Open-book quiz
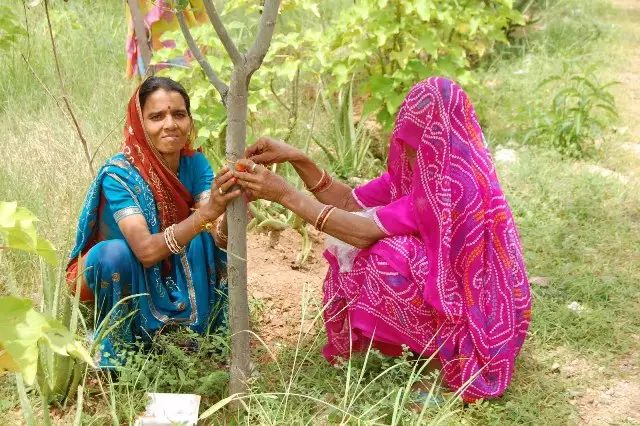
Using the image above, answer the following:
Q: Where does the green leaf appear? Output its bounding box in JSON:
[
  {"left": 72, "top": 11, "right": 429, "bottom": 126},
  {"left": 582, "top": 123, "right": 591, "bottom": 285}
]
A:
[
  {"left": 415, "top": 0, "right": 431, "bottom": 21},
  {"left": 418, "top": 29, "right": 439, "bottom": 57},
  {"left": 386, "top": 90, "right": 406, "bottom": 115},
  {"left": 0, "top": 297, "right": 93, "bottom": 385},
  {"left": 0, "top": 202, "right": 57, "bottom": 265}
]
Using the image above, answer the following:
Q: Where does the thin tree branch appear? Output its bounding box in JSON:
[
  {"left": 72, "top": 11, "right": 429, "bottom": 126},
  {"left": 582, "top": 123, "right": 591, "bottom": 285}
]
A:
[
  {"left": 90, "top": 116, "right": 126, "bottom": 167},
  {"left": 127, "top": 0, "right": 153, "bottom": 76},
  {"left": 202, "top": 0, "right": 243, "bottom": 66},
  {"left": 246, "top": 0, "right": 281, "bottom": 72},
  {"left": 176, "top": 11, "right": 229, "bottom": 105},
  {"left": 20, "top": 53, "right": 70, "bottom": 122},
  {"left": 43, "top": 0, "right": 95, "bottom": 177},
  {"left": 269, "top": 79, "right": 291, "bottom": 113}
]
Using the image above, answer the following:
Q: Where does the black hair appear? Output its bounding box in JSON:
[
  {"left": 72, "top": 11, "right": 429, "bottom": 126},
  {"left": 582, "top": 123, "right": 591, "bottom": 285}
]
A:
[{"left": 138, "top": 76, "right": 191, "bottom": 116}]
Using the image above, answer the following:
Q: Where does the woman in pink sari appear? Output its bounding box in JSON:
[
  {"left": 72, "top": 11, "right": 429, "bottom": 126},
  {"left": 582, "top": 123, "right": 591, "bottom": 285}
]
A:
[{"left": 234, "top": 77, "right": 531, "bottom": 401}]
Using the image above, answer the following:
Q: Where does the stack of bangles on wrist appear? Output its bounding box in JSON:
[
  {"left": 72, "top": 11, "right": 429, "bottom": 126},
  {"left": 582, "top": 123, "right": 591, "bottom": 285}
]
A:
[
  {"left": 215, "top": 216, "right": 228, "bottom": 243},
  {"left": 164, "top": 224, "right": 184, "bottom": 254},
  {"left": 314, "top": 205, "right": 337, "bottom": 232},
  {"left": 306, "top": 169, "right": 333, "bottom": 194}
]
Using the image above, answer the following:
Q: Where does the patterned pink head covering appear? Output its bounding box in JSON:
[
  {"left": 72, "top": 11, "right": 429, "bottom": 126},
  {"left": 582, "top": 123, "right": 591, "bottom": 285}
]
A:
[{"left": 385, "top": 77, "right": 531, "bottom": 399}]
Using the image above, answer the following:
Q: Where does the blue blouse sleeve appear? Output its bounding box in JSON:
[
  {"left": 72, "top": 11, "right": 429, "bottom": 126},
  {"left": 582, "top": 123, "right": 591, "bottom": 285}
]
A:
[
  {"left": 102, "top": 175, "right": 142, "bottom": 223},
  {"left": 191, "top": 152, "right": 214, "bottom": 204}
]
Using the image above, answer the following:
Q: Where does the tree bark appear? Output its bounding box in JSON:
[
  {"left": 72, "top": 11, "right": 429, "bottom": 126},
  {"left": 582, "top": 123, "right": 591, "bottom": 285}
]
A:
[{"left": 225, "top": 67, "right": 250, "bottom": 399}]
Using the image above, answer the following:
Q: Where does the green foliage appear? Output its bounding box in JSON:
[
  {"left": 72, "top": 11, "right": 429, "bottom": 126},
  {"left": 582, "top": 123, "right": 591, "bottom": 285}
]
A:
[
  {"left": 108, "top": 330, "right": 229, "bottom": 422},
  {"left": 315, "top": 80, "right": 380, "bottom": 180},
  {"left": 0, "top": 201, "right": 57, "bottom": 266},
  {"left": 0, "top": 296, "right": 92, "bottom": 386},
  {"left": 0, "top": 5, "right": 26, "bottom": 52},
  {"left": 524, "top": 65, "right": 618, "bottom": 158},
  {"left": 324, "top": 0, "right": 524, "bottom": 128}
]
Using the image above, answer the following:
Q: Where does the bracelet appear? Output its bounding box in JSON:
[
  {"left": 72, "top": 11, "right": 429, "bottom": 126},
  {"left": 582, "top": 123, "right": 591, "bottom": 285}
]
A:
[
  {"left": 164, "top": 224, "right": 184, "bottom": 254},
  {"left": 318, "top": 206, "right": 337, "bottom": 232},
  {"left": 315, "top": 173, "right": 334, "bottom": 194},
  {"left": 192, "top": 209, "right": 215, "bottom": 233},
  {"left": 314, "top": 205, "right": 334, "bottom": 231},
  {"left": 306, "top": 169, "right": 333, "bottom": 193},
  {"left": 216, "top": 216, "right": 228, "bottom": 243}
]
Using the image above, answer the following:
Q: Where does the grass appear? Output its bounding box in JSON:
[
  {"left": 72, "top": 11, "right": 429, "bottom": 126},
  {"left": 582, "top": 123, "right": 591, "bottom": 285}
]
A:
[{"left": 1, "top": 0, "right": 639, "bottom": 424}]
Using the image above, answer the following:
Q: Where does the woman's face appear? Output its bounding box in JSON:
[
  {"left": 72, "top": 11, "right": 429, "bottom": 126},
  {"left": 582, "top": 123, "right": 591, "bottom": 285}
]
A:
[
  {"left": 141, "top": 89, "right": 191, "bottom": 156},
  {"left": 405, "top": 144, "right": 417, "bottom": 171}
]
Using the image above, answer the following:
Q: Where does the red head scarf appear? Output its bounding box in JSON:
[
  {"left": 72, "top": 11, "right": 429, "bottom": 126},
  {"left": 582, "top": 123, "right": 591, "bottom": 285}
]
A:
[{"left": 121, "top": 86, "right": 198, "bottom": 231}]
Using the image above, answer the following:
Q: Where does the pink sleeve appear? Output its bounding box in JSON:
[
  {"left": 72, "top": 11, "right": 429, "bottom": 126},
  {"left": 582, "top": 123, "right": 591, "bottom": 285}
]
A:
[
  {"left": 352, "top": 172, "right": 392, "bottom": 208},
  {"left": 373, "top": 196, "right": 419, "bottom": 236}
]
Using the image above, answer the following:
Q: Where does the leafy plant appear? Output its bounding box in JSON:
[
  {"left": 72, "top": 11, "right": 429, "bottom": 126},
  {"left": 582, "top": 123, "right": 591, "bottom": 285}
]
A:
[
  {"left": 0, "top": 296, "right": 92, "bottom": 386},
  {"left": 323, "top": 0, "right": 524, "bottom": 128},
  {"left": 0, "top": 201, "right": 57, "bottom": 265},
  {"left": 314, "top": 79, "right": 380, "bottom": 181},
  {"left": 0, "top": 5, "right": 26, "bottom": 52},
  {"left": 0, "top": 201, "right": 93, "bottom": 424},
  {"left": 524, "top": 65, "right": 618, "bottom": 157}
]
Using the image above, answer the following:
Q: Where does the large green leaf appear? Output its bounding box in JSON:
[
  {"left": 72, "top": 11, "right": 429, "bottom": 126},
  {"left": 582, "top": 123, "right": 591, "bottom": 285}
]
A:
[
  {"left": 0, "top": 297, "right": 93, "bottom": 385},
  {"left": 0, "top": 201, "right": 57, "bottom": 265}
]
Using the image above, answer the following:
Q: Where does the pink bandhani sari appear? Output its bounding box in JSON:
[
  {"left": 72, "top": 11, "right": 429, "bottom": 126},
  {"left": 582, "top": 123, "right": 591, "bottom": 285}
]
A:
[{"left": 323, "top": 77, "right": 531, "bottom": 402}]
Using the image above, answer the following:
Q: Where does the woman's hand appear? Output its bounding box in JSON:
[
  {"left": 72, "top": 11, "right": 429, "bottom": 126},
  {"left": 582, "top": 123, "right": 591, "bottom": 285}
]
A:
[
  {"left": 200, "top": 165, "right": 242, "bottom": 221},
  {"left": 245, "top": 136, "right": 303, "bottom": 165},
  {"left": 233, "top": 159, "right": 295, "bottom": 204}
]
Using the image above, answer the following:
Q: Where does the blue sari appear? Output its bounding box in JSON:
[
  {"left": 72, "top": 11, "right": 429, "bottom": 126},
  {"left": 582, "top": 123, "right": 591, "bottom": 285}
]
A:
[{"left": 68, "top": 152, "right": 228, "bottom": 367}]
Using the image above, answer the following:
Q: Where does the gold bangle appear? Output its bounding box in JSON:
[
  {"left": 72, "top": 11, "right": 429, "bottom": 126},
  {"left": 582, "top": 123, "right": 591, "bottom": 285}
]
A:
[
  {"left": 306, "top": 169, "right": 326, "bottom": 192},
  {"left": 314, "top": 205, "right": 332, "bottom": 230},
  {"left": 319, "top": 206, "right": 337, "bottom": 232},
  {"left": 216, "top": 216, "right": 228, "bottom": 243},
  {"left": 164, "top": 224, "right": 183, "bottom": 254}
]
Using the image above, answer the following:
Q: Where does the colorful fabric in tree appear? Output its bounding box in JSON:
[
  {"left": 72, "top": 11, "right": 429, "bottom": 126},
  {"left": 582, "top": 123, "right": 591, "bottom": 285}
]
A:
[
  {"left": 323, "top": 77, "right": 531, "bottom": 402},
  {"left": 66, "top": 87, "right": 227, "bottom": 367},
  {"left": 126, "top": 0, "right": 208, "bottom": 78}
]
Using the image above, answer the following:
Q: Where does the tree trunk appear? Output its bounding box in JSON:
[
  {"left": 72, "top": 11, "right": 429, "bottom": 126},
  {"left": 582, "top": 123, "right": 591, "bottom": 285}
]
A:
[{"left": 225, "top": 67, "right": 250, "bottom": 398}]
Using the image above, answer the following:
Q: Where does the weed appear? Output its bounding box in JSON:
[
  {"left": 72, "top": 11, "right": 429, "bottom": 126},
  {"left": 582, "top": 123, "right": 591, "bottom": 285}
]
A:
[{"left": 524, "top": 63, "right": 618, "bottom": 157}]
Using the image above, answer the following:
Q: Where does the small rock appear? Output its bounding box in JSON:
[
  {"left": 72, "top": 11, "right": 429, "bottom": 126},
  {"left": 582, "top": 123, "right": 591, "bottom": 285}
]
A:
[
  {"left": 568, "top": 390, "right": 582, "bottom": 398},
  {"left": 598, "top": 366, "right": 606, "bottom": 373},
  {"left": 584, "top": 164, "right": 630, "bottom": 185},
  {"left": 605, "top": 388, "right": 615, "bottom": 396},
  {"left": 567, "top": 301, "right": 586, "bottom": 313},
  {"left": 495, "top": 148, "right": 517, "bottom": 163},
  {"left": 529, "top": 276, "right": 551, "bottom": 287},
  {"left": 551, "top": 362, "right": 561, "bottom": 372}
]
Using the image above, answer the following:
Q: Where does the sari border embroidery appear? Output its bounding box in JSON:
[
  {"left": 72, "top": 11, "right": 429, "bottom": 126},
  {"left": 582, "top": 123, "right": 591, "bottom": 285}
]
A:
[
  {"left": 351, "top": 188, "right": 367, "bottom": 209},
  {"left": 114, "top": 206, "right": 143, "bottom": 223},
  {"left": 194, "top": 189, "right": 211, "bottom": 204},
  {"left": 179, "top": 252, "right": 198, "bottom": 324}
]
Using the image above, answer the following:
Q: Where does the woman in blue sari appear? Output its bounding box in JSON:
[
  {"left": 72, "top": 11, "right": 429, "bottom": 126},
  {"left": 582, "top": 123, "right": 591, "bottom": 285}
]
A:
[{"left": 67, "top": 77, "right": 240, "bottom": 367}]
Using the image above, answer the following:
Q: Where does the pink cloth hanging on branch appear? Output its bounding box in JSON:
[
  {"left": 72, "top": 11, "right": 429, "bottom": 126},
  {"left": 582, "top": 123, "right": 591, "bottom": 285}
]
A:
[{"left": 126, "top": 0, "right": 208, "bottom": 78}]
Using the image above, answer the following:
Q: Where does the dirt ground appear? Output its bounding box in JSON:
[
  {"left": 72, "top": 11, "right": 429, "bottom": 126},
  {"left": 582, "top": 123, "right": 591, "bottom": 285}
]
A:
[{"left": 247, "top": 228, "right": 327, "bottom": 346}]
